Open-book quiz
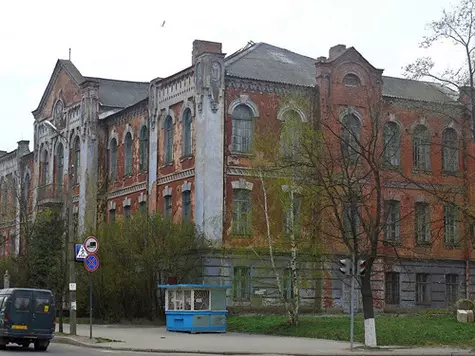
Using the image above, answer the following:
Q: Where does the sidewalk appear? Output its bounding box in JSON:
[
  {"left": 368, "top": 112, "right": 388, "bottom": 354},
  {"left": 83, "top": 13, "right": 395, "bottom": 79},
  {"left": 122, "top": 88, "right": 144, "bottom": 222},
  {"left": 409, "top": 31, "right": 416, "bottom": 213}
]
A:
[{"left": 54, "top": 324, "right": 475, "bottom": 356}]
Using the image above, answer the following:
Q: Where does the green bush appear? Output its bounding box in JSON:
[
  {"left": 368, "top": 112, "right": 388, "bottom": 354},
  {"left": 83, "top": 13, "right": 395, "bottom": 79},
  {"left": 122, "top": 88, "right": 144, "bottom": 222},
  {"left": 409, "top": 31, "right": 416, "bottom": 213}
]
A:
[{"left": 77, "top": 212, "right": 208, "bottom": 322}]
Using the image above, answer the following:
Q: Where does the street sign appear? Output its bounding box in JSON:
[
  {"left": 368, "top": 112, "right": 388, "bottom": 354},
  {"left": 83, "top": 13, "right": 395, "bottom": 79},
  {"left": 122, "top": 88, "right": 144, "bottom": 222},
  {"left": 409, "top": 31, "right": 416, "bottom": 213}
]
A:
[
  {"left": 84, "top": 253, "right": 100, "bottom": 273},
  {"left": 84, "top": 236, "right": 99, "bottom": 254},
  {"left": 69, "top": 283, "right": 76, "bottom": 291},
  {"left": 75, "top": 244, "right": 88, "bottom": 261}
]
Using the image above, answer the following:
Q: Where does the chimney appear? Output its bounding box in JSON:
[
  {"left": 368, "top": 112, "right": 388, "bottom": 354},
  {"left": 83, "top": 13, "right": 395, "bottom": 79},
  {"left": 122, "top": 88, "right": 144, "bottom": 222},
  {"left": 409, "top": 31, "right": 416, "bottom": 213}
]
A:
[
  {"left": 17, "top": 140, "right": 30, "bottom": 157},
  {"left": 192, "top": 40, "right": 223, "bottom": 65},
  {"left": 328, "top": 44, "right": 347, "bottom": 60},
  {"left": 316, "top": 56, "right": 327, "bottom": 63}
]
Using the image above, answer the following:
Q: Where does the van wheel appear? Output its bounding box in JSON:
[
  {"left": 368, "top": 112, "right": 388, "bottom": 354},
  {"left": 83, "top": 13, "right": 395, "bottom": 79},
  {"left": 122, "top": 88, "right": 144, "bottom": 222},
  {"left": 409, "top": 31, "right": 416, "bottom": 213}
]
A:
[
  {"left": 34, "top": 340, "right": 49, "bottom": 351},
  {"left": 21, "top": 342, "right": 30, "bottom": 349},
  {"left": 0, "top": 338, "right": 6, "bottom": 350}
]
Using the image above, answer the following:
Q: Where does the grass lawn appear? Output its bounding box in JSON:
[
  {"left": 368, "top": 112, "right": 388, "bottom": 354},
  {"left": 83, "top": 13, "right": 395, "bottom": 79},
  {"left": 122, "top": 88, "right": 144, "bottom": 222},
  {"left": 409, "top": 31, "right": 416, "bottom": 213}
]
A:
[{"left": 228, "top": 314, "right": 475, "bottom": 347}]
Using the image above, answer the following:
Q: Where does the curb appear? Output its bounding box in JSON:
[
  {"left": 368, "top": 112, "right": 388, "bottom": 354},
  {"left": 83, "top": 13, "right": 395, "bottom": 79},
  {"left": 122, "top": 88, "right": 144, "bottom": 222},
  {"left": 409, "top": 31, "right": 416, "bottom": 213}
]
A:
[{"left": 51, "top": 337, "right": 475, "bottom": 356}]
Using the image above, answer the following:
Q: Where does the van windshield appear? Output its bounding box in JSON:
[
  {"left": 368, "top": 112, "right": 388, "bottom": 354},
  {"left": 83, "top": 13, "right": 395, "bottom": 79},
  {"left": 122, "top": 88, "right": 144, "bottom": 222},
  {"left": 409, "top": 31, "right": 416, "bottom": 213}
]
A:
[
  {"left": 14, "top": 297, "right": 31, "bottom": 312},
  {"left": 0, "top": 296, "right": 5, "bottom": 311}
]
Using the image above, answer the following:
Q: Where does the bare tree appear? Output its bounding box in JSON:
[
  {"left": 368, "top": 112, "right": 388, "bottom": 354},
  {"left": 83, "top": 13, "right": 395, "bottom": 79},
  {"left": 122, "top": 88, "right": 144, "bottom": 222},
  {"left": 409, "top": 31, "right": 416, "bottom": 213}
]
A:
[{"left": 404, "top": 0, "right": 474, "bottom": 136}]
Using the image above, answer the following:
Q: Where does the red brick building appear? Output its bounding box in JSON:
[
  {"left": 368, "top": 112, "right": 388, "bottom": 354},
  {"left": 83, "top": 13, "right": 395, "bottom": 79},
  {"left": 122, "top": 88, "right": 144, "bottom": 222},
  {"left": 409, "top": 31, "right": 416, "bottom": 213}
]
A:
[{"left": 1, "top": 39, "right": 473, "bottom": 311}]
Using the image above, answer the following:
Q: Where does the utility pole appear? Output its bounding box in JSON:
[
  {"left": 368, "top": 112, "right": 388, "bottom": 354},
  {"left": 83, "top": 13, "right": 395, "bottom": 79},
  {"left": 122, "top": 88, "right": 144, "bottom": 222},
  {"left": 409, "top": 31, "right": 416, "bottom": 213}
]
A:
[{"left": 68, "top": 156, "right": 76, "bottom": 335}]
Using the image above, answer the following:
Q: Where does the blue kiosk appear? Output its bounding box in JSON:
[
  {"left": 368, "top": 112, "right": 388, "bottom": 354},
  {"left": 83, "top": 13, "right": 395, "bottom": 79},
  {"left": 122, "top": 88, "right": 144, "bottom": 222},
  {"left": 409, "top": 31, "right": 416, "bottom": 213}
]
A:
[{"left": 158, "top": 284, "right": 231, "bottom": 333}]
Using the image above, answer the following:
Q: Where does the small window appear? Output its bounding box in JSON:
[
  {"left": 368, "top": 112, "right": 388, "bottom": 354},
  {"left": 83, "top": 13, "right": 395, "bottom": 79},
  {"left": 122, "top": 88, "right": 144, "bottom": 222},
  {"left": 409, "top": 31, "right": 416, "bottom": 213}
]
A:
[
  {"left": 124, "top": 205, "right": 131, "bottom": 218},
  {"left": 194, "top": 290, "right": 210, "bottom": 310},
  {"left": 233, "top": 267, "right": 251, "bottom": 301},
  {"left": 14, "top": 297, "right": 31, "bottom": 312},
  {"left": 164, "top": 116, "right": 174, "bottom": 164},
  {"left": 385, "top": 272, "right": 400, "bottom": 305},
  {"left": 384, "top": 200, "right": 400, "bottom": 243},
  {"left": 164, "top": 195, "right": 172, "bottom": 218},
  {"left": 139, "top": 126, "right": 148, "bottom": 171},
  {"left": 444, "top": 204, "right": 459, "bottom": 246},
  {"left": 109, "top": 209, "right": 116, "bottom": 223},
  {"left": 139, "top": 201, "right": 147, "bottom": 214},
  {"left": 35, "top": 297, "right": 50, "bottom": 313},
  {"left": 232, "top": 189, "right": 252, "bottom": 236},
  {"left": 383, "top": 122, "right": 401, "bottom": 167},
  {"left": 182, "top": 191, "right": 191, "bottom": 222},
  {"left": 343, "top": 74, "right": 361, "bottom": 87},
  {"left": 231, "top": 105, "right": 253, "bottom": 153},
  {"left": 413, "top": 125, "right": 430, "bottom": 171},
  {"left": 416, "top": 273, "right": 431, "bottom": 304},
  {"left": 446, "top": 274, "right": 458, "bottom": 305},
  {"left": 124, "top": 132, "right": 133, "bottom": 176},
  {"left": 340, "top": 114, "right": 361, "bottom": 164},
  {"left": 415, "top": 202, "right": 430, "bottom": 244},
  {"left": 442, "top": 128, "right": 458, "bottom": 172}
]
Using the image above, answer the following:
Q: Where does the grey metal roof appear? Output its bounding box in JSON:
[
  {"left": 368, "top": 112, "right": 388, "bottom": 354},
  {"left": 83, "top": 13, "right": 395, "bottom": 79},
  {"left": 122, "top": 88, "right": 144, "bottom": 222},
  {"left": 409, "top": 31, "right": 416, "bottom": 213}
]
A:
[
  {"left": 85, "top": 77, "right": 149, "bottom": 109},
  {"left": 225, "top": 42, "right": 456, "bottom": 103},
  {"left": 58, "top": 59, "right": 85, "bottom": 85}
]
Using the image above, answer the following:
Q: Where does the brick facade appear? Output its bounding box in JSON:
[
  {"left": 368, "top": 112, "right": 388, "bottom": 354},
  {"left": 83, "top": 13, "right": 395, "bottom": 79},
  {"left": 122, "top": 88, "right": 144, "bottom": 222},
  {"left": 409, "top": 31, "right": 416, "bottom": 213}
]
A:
[{"left": 1, "top": 39, "right": 473, "bottom": 311}]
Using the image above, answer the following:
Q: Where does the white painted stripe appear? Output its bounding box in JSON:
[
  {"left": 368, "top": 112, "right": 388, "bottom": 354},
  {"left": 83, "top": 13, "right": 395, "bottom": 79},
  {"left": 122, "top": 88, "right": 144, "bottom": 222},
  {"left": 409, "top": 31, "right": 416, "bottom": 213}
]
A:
[{"left": 364, "top": 317, "right": 377, "bottom": 347}]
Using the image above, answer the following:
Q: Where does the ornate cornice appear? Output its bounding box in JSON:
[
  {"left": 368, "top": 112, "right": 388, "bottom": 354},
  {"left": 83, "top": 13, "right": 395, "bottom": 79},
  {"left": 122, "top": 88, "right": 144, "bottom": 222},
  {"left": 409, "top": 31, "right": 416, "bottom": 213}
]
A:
[
  {"left": 108, "top": 182, "right": 147, "bottom": 199},
  {"left": 226, "top": 166, "right": 254, "bottom": 177},
  {"left": 157, "top": 169, "right": 195, "bottom": 185},
  {"left": 225, "top": 76, "right": 314, "bottom": 96}
]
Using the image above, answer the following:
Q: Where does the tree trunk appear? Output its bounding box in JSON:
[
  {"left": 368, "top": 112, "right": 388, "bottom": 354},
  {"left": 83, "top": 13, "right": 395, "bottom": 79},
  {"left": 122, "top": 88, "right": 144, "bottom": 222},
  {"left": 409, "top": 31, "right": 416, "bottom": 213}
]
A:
[{"left": 361, "top": 272, "right": 376, "bottom": 347}]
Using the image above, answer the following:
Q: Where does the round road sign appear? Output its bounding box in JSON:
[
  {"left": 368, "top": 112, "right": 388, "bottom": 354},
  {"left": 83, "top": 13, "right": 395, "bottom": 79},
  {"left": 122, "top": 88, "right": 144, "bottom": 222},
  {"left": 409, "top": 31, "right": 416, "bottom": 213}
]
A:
[
  {"left": 84, "top": 236, "right": 99, "bottom": 254},
  {"left": 84, "top": 253, "right": 100, "bottom": 272}
]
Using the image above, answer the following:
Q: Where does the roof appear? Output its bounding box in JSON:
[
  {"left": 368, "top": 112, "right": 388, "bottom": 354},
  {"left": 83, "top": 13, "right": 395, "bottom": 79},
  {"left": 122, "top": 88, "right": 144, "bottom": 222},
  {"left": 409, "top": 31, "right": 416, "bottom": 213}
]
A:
[
  {"left": 84, "top": 77, "right": 149, "bottom": 109},
  {"left": 225, "top": 42, "right": 457, "bottom": 103},
  {"left": 58, "top": 59, "right": 84, "bottom": 84}
]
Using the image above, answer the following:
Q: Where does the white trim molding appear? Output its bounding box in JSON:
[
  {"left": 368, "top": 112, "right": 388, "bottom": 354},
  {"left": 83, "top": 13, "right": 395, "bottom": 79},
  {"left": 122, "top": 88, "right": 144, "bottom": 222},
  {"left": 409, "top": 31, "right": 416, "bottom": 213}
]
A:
[
  {"left": 181, "top": 181, "right": 192, "bottom": 192},
  {"left": 227, "top": 95, "right": 259, "bottom": 118},
  {"left": 122, "top": 197, "right": 131, "bottom": 208},
  {"left": 231, "top": 178, "right": 253, "bottom": 191},
  {"left": 163, "top": 185, "right": 173, "bottom": 197},
  {"left": 108, "top": 201, "right": 117, "bottom": 211}
]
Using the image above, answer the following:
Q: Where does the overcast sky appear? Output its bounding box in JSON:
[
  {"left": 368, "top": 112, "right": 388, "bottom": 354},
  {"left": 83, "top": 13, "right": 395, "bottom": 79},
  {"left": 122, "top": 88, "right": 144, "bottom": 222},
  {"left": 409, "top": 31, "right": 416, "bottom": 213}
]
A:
[{"left": 0, "top": 0, "right": 459, "bottom": 152}]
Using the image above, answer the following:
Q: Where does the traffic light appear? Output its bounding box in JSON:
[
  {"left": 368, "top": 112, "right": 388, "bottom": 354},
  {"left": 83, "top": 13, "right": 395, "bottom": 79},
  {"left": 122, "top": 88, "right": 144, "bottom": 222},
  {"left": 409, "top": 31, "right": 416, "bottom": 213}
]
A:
[
  {"left": 358, "top": 259, "right": 366, "bottom": 276},
  {"left": 339, "top": 258, "right": 351, "bottom": 275}
]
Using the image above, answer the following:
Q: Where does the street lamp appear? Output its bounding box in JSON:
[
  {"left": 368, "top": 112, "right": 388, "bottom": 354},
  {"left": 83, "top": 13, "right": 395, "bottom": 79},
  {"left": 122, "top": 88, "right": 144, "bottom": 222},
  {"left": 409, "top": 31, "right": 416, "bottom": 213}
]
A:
[{"left": 42, "top": 120, "right": 77, "bottom": 336}]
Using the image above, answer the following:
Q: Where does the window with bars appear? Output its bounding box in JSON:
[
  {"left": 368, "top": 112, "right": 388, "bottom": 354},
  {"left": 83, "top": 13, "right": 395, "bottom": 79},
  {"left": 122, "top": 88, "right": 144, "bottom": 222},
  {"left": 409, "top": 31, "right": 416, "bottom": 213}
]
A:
[
  {"left": 164, "top": 116, "right": 174, "bottom": 163},
  {"left": 73, "top": 136, "right": 80, "bottom": 183},
  {"left": 385, "top": 272, "right": 400, "bottom": 305},
  {"left": 182, "top": 190, "right": 191, "bottom": 222},
  {"left": 56, "top": 143, "right": 64, "bottom": 186},
  {"left": 445, "top": 274, "right": 458, "bottom": 305},
  {"left": 23, "top": 173, "right": 30, "bottom": 207},
  {"left": 124, "top": 132, "right": 133, "bottom": 176},
  {"left": 442, "top": 128, "right": 458, "bottom": 172},
  {"left": 139, "top": 126, "right": 148, "bottom": 171},
  {"left": 232, "top": 189, "right": 252, "bottom": 236},
  {"left": 416, "top": 273, "right": 431, "bottom": 304},
  {"left": 383, "top": 122, "right": 401, "bottom": 167},
  {"left": 444, "top": 204, "right": 459, "bottom": 246},
  {"left": 164, "top": 195, "right": 172, "bottom": 218},
  {"left": 384, "top": 200, "right": 400, "bottom": 243},
  {"left": 182, "top": 109, "right": 193, "bottom": 157},
  {"left": 41, "top": 149, "right": 49, "bottom": 185},
  {"left": 340, "top": 114, "right": 361, "bottom": 164},
  {"left": 232, "top": 105, "right": 253, "bottom": 153},
  {"left": 233, "top": 267, "right": 251, "bottom": 301},
  {"left": 280, "top": 110, "right": 302, "bottom": 161},
  {"left": 413, "top": 125, "right": 430, "bottom": 171},
  {"left": 1, "top": 181, "right": 6, "bottom": 215},
  {"left": 414, "top": 202, "right": 430, "bottom": 244},
  {"left": 109, "top": 138, "right": 118, "bottom": 180}
]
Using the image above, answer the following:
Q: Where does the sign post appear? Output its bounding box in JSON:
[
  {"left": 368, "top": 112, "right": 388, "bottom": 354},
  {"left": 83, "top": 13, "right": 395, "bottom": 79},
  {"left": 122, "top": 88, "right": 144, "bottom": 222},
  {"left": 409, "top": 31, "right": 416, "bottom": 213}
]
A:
[{"left": 83, "top": 236, "right": 100, "bottom": 340}]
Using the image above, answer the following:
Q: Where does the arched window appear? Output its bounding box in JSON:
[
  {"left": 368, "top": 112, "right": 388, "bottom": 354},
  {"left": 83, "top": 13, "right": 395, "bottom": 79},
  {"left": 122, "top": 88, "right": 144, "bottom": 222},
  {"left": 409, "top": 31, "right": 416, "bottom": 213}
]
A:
[
  {"left": 280, "top": 109, "right": 303, "bottom": 160},
  {"left": 23, "top": 173, "right": 30, "bottom": 206},
  {"left": 343, "top": 74, "right": 361, "bottom": 87},
  {"left": 109, "top": 138, "right": 118, "bottom": 180},
  {"left": 182, "top": 109, "right": 192, "bottom": 157},
  {"left": 56, "top": 143, "right": 64, "bottom": 186},
  {"left": 73, "top": 136, "right": 80, "bottom": 183},
  {"left": 124, "top": 132, "right": 133, "bottom": 175},
  {"left": 139, "top": 126, "right": 148, "bottom": 171},
  {"left": 383, "top": 122, "right": 401, "bottom": 167},
  {"left": 413, "top": 125, "right": 430, "bottom": 171},
  {"left": 41, "top": 149, "right": 49, "bottom": 185},
  {"left": 232, "top": 105, "right": 253, "bottom": 153},
  {"left": 1, "top": 179, "right": 7, "bottom": 215},
  {"left": 442, "top": 128, "right": 458, "bottom": 172},
  {"left": 340, "top": 114, "right": 361, "bottom": 163},
  {"left": 164, "top": 116, "right": 173, "bottom": 163}
]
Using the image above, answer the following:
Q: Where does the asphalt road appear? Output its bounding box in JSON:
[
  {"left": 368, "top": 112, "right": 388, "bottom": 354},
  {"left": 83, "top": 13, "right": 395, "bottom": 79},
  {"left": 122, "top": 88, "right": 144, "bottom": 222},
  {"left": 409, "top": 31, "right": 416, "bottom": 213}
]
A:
[{"left": 0, "top": 343, "right": 159, "bottom": 355}]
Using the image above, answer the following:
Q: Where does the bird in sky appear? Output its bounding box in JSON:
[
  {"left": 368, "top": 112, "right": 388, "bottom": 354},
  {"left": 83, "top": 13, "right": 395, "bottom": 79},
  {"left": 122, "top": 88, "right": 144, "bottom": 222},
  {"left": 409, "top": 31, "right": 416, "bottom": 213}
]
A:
[{"left": 161, "top": 20, "right": 166, "bottom": 27}]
